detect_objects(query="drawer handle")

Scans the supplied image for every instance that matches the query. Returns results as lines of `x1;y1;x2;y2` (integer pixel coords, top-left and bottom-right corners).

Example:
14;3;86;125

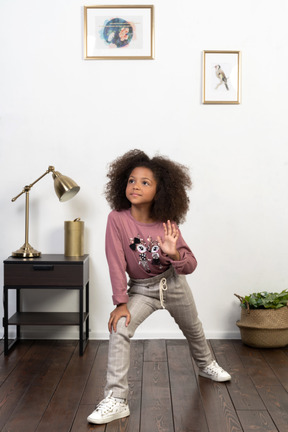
33;265;54;271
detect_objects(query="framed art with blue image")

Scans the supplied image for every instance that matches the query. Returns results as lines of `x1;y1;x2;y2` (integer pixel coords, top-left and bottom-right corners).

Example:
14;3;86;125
84;5;154;60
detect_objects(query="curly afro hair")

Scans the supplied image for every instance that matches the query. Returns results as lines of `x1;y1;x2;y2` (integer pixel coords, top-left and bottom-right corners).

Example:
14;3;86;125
104;149;192;224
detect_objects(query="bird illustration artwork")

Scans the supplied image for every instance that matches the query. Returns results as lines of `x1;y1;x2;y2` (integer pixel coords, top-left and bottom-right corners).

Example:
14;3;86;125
215;65;229;90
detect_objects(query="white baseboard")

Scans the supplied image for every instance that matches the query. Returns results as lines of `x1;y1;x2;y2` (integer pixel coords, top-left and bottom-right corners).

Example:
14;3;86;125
3;328;241;341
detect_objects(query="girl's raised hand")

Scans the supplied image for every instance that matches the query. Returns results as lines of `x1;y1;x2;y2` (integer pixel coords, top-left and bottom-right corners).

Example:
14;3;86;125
157;220;180;261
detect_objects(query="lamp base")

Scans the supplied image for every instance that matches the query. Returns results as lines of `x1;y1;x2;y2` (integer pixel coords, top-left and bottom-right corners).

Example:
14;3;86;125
12;243;41;258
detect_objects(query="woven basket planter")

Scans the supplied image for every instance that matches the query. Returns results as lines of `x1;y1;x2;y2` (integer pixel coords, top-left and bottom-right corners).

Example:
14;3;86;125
236;307;288;348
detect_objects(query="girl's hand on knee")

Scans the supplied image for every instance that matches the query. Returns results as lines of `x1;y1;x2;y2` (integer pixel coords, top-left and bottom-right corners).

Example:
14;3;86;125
108;304;131;333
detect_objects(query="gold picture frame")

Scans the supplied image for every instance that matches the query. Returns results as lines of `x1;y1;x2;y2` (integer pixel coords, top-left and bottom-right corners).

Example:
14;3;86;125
84;5;154;60
202;51;241;104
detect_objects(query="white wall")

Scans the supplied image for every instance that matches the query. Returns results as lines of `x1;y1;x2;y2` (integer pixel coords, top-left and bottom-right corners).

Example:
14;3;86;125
1;0;288;340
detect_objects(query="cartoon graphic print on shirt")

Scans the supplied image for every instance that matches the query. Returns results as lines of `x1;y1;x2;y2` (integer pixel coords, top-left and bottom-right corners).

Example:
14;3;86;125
129;235;163;273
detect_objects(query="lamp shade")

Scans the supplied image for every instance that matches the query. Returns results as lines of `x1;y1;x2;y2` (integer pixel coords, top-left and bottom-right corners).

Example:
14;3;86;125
53;171;80;202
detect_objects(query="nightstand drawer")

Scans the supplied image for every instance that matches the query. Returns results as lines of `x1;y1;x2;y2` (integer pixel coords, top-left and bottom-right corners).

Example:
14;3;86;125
4;264;84;287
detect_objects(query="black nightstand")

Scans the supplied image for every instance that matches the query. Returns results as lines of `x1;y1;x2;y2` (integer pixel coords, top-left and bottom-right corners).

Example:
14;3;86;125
3;254;89;356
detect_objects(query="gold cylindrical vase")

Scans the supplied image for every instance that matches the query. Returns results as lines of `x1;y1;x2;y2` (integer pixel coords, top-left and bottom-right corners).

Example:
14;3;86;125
64;218;84;256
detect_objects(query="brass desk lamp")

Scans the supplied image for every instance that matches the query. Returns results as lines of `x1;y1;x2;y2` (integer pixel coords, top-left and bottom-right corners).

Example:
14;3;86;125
11;165;80;258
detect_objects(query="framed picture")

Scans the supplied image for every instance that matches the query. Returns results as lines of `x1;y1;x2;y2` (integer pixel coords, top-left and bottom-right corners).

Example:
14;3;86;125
202;51;241;104
84;5;154;60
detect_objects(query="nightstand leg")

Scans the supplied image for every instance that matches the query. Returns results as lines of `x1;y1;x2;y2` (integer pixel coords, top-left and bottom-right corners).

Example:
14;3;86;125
86;282;89;347
79;286;85;355
78;283;89;355
16;289;21;340
3;286;8;355
3;287;21;355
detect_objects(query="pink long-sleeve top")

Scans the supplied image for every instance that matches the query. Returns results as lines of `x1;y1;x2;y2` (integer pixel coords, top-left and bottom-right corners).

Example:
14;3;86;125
105;209;197;305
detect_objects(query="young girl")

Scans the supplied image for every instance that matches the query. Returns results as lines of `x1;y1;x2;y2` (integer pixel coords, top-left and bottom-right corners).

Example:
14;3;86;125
87;149;231;425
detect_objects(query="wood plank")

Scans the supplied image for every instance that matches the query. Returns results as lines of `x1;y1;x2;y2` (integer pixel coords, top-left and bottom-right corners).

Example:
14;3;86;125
210;340;266;411
141;361;174;432
3;339;288;432
197;377;242;432
128;339;144;382
194;337;242;428
228;373;266;411
237;410;278;432
0;341;55;431
257;385;288;432
3;342;77;432
35;340;100;432
210;339;243;373
233;341;279;386
261;348;288;391
80;341;108;405
106;380;141;432
167;340;209;432
144;339;167;362
0;340;33;385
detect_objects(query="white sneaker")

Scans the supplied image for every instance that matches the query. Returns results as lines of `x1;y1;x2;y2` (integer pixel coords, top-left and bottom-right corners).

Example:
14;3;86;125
87;391;130;424
199;360;231;382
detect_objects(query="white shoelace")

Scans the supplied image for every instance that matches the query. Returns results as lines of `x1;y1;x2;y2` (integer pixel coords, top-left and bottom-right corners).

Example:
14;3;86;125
204;360;223;375
95;392;120;414
159;277;168;308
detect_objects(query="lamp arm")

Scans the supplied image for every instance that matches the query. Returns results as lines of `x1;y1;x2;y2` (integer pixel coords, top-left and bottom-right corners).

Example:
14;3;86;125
11;166;55;202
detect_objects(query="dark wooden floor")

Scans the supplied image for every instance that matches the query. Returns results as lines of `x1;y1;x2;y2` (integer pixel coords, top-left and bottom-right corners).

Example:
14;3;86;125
1;339;288;432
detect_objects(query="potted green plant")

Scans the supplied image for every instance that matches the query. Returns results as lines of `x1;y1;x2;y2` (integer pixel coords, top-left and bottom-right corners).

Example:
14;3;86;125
234;290;288;348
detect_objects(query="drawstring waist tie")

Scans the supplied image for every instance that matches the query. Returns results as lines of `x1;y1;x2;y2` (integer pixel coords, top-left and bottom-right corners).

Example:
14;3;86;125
159;277;168;309
128;266;174;309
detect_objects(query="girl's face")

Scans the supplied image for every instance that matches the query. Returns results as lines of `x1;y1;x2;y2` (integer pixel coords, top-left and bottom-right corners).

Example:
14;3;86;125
126;166;157;208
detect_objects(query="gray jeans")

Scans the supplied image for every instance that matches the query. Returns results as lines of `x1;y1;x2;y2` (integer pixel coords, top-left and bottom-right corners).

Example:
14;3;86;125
105;266;213;399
